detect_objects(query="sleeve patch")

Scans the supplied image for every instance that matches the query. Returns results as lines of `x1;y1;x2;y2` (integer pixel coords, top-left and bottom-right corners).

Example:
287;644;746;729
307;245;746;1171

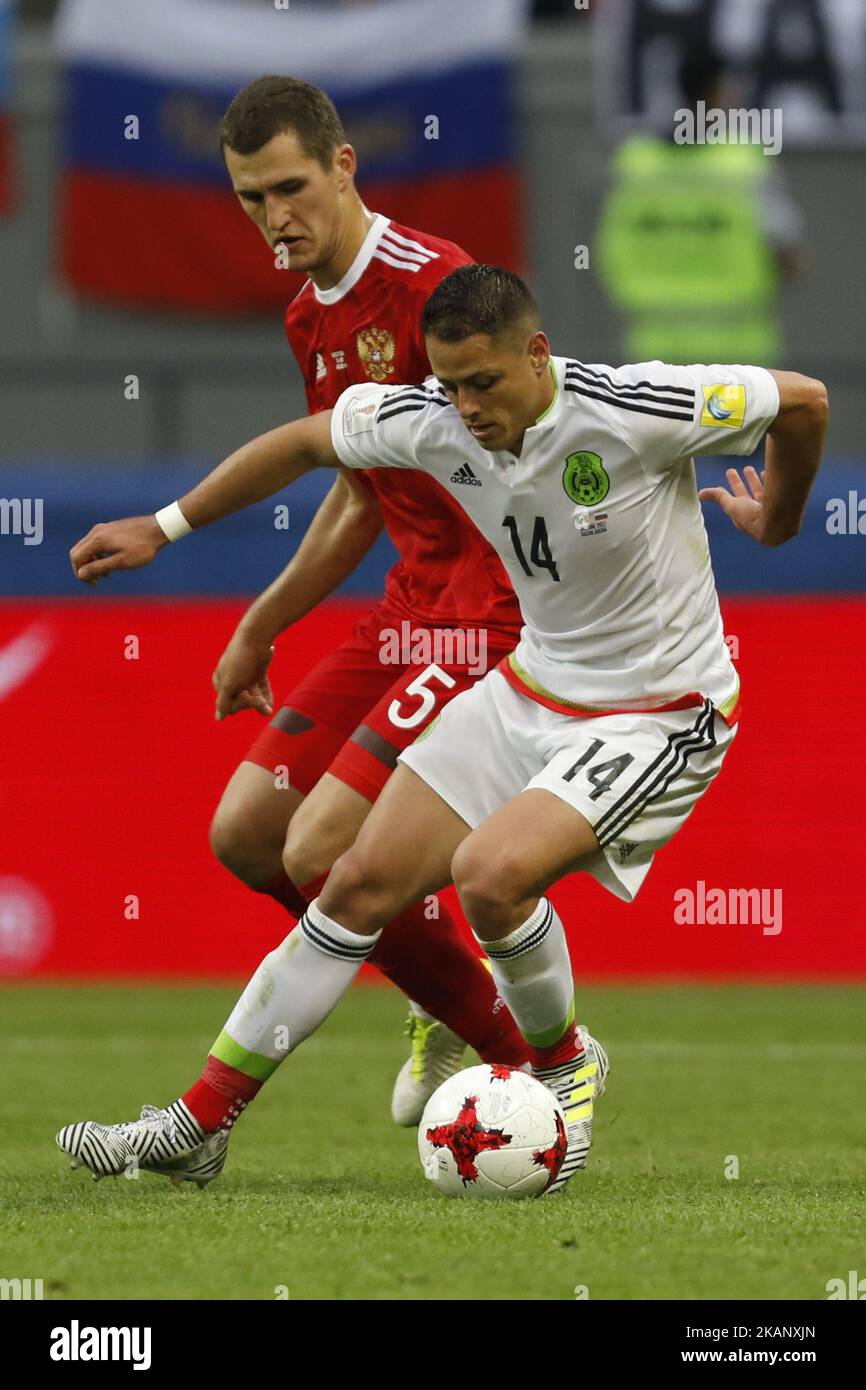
342;394;379;435
700;384;747;429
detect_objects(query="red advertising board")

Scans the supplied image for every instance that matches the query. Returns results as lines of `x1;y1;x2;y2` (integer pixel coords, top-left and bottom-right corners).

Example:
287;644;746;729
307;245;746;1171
1;597;863;981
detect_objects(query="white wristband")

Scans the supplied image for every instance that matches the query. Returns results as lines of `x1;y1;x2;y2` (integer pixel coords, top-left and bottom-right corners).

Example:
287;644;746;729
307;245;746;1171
154;501;193;542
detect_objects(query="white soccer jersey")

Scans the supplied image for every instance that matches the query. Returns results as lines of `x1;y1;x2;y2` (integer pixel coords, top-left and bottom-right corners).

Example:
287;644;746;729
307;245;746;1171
330;356;780;717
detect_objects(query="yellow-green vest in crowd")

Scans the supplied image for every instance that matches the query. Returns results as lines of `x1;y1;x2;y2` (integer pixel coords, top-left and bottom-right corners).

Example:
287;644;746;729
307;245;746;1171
597;134;780;363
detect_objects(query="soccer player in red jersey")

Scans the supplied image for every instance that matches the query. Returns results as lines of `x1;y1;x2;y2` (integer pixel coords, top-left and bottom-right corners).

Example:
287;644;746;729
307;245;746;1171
198;77;531;1125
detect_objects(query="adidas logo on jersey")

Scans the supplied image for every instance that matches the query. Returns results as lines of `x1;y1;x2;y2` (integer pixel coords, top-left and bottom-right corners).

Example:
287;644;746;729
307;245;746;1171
450;463;482;486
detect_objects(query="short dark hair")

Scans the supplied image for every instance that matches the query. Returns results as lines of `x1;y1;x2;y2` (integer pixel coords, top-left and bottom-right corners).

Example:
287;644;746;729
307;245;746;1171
420;265;540;346
219;76;346;170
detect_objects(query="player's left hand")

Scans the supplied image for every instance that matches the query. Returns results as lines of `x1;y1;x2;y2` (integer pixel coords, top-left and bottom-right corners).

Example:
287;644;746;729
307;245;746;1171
698;466;771;543
70;516;168;585
212;627;275;721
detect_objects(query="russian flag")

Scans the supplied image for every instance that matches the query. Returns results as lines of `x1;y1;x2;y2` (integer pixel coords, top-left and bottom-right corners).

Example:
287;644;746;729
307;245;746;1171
0;0;16;215
55;0;528;313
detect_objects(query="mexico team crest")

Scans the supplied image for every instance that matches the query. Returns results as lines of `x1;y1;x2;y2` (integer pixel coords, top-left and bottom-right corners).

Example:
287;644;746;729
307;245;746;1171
357;326;396;382
563;451;609;507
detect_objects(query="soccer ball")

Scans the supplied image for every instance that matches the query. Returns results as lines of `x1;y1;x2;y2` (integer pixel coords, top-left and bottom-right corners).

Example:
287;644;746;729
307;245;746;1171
418;1063;567;1200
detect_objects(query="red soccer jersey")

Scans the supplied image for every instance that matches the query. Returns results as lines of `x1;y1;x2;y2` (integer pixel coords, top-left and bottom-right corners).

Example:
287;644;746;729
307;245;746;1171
285;213;522;634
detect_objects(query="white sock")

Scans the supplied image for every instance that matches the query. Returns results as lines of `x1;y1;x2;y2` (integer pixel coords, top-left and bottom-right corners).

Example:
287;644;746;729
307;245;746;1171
474;898;574;1050
220;899;381;1063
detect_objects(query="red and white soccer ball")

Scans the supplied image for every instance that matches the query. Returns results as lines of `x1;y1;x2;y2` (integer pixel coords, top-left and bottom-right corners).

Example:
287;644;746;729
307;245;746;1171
418;1063;567;1200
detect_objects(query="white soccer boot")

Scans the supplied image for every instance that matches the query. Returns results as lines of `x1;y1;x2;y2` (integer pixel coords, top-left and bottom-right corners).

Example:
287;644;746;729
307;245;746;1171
533;1025;609;1194
391;1008;467;1126
56;1103;230;1189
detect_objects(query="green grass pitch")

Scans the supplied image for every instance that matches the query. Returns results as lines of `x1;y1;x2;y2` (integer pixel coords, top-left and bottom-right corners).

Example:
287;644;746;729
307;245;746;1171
1;982;863;1301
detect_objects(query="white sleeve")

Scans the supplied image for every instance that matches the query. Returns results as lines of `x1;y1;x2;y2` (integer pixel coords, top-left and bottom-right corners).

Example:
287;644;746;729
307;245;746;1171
330;382;424;472
602;361;780;467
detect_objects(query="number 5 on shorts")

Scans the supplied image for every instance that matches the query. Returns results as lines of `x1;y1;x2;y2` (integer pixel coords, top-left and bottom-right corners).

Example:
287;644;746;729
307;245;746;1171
387;663;457;730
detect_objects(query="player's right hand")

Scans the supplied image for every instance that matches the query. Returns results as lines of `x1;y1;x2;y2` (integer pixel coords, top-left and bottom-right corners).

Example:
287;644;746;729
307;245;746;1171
70;516;168;585
212;628;275;721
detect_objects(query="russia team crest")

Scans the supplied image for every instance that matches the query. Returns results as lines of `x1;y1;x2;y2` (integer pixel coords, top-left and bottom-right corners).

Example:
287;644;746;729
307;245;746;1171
357;326;396;382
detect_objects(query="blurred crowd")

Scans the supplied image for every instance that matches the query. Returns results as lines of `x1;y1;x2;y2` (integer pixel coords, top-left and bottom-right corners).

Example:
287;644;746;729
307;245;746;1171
20;0;586;19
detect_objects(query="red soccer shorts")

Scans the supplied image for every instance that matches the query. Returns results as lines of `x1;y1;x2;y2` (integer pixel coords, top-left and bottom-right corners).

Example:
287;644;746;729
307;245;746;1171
244;601;518;803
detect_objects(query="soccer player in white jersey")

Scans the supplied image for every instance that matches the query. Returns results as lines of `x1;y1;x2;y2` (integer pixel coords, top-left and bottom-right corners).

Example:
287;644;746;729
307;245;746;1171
63;267;826;1191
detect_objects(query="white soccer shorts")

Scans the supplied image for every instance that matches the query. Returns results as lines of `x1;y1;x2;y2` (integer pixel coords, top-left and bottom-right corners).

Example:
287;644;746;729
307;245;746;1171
398;667;737;903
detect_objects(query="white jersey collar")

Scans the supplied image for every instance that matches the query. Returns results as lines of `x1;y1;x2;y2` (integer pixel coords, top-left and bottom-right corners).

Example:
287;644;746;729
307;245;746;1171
527;359;563;434
493;360;562;466
312;211;390;305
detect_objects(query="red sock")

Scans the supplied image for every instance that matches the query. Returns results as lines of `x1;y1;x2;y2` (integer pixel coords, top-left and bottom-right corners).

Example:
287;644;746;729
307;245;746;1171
532;1022;582;1072
256;870;308;919
299;872;328;901
299;874;531;1069
373;903;530;1066
182;1056;264;1133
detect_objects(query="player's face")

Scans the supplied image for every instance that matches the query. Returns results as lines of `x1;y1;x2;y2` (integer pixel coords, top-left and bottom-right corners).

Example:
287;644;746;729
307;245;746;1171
224;129;356;273
427;331;553;455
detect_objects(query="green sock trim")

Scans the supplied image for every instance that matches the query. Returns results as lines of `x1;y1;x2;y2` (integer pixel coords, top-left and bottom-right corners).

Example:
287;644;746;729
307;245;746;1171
523;996;576;1049
210;1029;281;1082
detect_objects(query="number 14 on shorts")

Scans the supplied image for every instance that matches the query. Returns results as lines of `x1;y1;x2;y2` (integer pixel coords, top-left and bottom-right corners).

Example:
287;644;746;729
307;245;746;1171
562;737;634;801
